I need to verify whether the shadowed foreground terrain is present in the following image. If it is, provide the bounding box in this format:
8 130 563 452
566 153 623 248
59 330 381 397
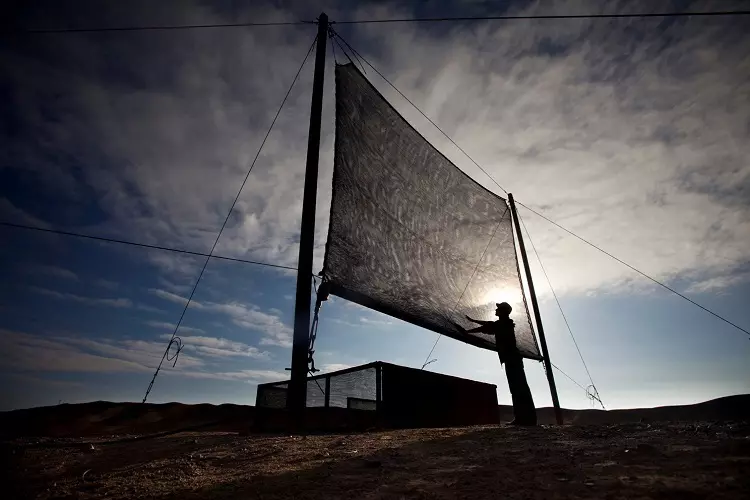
2 395 749 499
5 423 750 499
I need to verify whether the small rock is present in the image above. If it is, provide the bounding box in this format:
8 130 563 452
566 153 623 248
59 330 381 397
594 461 617 467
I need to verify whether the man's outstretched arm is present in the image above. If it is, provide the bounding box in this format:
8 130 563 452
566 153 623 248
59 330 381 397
465 315 493 326
453 322 492 334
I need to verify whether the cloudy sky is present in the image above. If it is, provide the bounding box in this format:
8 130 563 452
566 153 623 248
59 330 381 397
1 0 749 412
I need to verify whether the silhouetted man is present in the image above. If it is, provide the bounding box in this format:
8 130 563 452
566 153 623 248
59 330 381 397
456 302 537 426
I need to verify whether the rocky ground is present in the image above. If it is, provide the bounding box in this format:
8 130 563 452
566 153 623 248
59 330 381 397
5 421 750 499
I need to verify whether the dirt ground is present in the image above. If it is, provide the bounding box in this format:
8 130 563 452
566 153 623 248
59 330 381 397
5 421 749 499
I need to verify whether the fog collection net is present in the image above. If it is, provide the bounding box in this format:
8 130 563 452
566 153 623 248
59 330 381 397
322 63 541 360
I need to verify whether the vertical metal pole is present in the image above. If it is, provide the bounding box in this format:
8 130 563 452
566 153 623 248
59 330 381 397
288 13 328 422
375 363 382 426
508 193 563 425
375 364 382 410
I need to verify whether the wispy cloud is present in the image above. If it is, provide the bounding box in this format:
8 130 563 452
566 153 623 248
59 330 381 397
61 335 205 370
146 320 205 334
26 264 78 281
0 197 50 228
0 329 276 383
685 271 750 294
181 369 286 384
329 313 394 329
148 288 202 308
159 333 270 359
29 287 133 308
157 276 193 294
0 329 157 373
146 291 292 346
204 302 293 347
359 317 393 326
320 363 353 373
146 253 204 283
135 303 167 314
330 318 360 328
344 301 371 312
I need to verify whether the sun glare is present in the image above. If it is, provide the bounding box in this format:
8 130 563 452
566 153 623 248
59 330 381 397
480 286 522 310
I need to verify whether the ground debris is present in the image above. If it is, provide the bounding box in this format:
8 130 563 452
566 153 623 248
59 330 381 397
6 421 750 500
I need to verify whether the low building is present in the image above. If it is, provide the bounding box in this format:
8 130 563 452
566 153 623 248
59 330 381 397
255 361 498 430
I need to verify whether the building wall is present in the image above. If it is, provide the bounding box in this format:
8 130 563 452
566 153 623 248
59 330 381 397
381 363 498 428
256 362 498 430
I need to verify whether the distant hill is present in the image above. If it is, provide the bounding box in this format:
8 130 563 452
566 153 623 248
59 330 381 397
513 394 750 425
0 401 255 439
1 394 748 438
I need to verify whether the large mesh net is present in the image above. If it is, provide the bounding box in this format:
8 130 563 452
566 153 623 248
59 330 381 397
322 63 541 359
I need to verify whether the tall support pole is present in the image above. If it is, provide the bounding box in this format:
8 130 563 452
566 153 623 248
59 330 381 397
508 193 563 425
324 376 331 408
288 13 328 421
375 363 382 414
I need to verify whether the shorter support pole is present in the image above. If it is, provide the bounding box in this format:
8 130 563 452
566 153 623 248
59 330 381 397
508 193 563 425
375 363 382 426
375 364 382 411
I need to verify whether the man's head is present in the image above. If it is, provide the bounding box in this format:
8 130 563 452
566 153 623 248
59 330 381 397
495 302 512 318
